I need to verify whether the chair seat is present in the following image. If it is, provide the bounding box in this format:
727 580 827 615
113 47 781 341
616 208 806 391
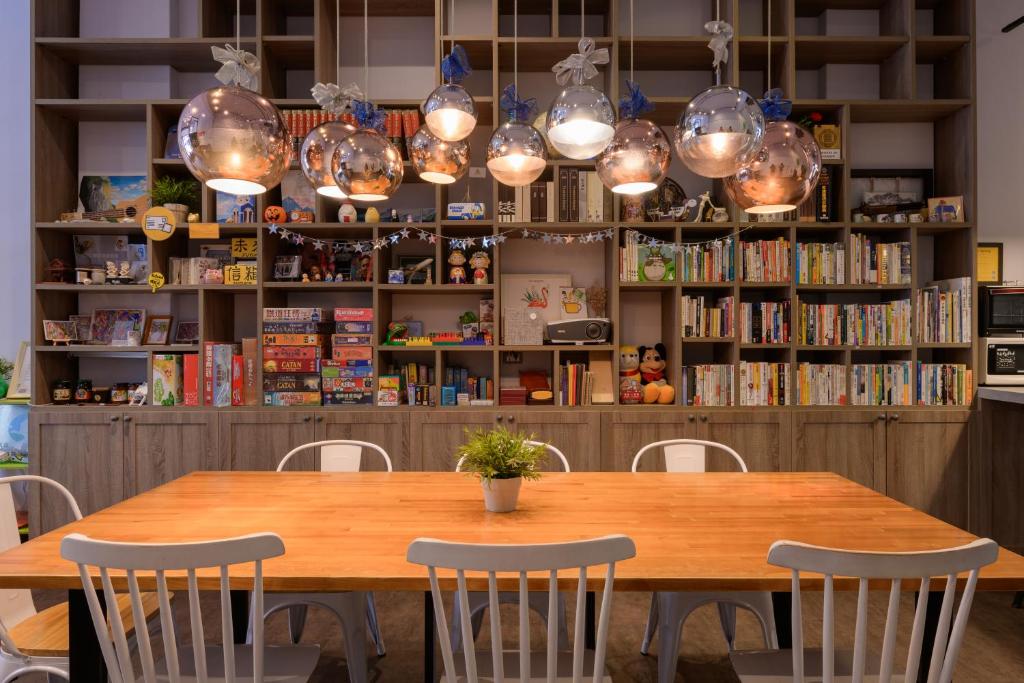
441 649 613 683
730 648 903 682
153 644 320 683
8 591 165 657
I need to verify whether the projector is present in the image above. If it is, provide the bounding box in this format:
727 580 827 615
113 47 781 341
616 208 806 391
546 318 612 344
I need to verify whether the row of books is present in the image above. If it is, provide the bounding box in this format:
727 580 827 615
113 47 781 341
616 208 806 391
681 295 734 338
560 362 595 406
916 277 972 343
440 366 494 406
681 364 733 406
850 236 911 285
797 300 912 346
740 238 791 283
796 241 845 285
739 301 791 344
283 108 419 161
852 362 912 406
168 257 256 286
383 362 436 406
795 363 847 406
620 230 677 282
918 362 972 406
680 237 734 283
739 361 789 406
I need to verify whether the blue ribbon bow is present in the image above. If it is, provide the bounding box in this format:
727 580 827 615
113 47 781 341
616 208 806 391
441 44 472 83
500 84 537 122
759 88 792 122
352 99 387 133
619 81 654 120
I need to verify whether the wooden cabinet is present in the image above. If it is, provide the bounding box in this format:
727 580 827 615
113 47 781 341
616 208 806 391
793 410 887 492
315 411 410 471
218 411 316 471
125 412 219 495
975 398 1024 552
410 411 497 471
698 411 790 472
504 411 602 471
603 411 693 471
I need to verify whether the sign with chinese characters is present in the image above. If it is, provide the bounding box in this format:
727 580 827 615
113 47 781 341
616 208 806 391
223 263 257 286
231 237 258 259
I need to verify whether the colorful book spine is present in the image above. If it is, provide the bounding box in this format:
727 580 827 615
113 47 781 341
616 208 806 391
851 362 912 406
739 301 791 344
681 295 734 338
681 365 734 406
183 354 200 406
797 299 911 346
796 363 847 406
263 307 326 322
740 238 791 283
739 361 789 406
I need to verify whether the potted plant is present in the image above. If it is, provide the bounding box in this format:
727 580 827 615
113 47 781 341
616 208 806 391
456 427 546 512
151 176 201 225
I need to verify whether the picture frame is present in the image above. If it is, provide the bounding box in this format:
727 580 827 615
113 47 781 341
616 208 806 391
398 255 434 284
174 321 200 344
43 320 78 345
69 315 93 342
111 320 143 346
977 243 1003 285
927 195 965 223
90 309 145 345
143 315 174 345
6 342 30 399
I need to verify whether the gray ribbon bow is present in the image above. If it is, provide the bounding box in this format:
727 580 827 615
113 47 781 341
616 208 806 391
705 20 734 70
311 82 365 115
211 44 260 91
551 37 609 86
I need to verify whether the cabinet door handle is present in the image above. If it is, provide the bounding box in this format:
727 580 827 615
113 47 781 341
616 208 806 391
303 416 312 423
890 413 900 421
110 416 120 422
496 415 503 422
877 413 886 421
123 416 132 423
687 414 695 422
315 416 323 423
700 415 708 422
507 415 516 422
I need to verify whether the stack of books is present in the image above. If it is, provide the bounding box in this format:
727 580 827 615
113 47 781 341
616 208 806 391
740 301 790 344
797 299 911 346
739 361 789 406
796 363 847 406
850 236 911 285
680 237 734 282
441 365 494 406
499 387 528 405
620 230 677 282
681 365 733 406
916 362 972 406
324 308 374 405
262 308 328 406
916 277 972 343
740 238 791 282
851 361 912 406
796 241 845 284
681 295 734 338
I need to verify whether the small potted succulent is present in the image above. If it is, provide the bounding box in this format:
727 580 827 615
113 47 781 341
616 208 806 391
151 176 201 225
456 426 546 512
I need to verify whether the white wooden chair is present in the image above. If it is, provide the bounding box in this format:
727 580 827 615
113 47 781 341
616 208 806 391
60 531 320 683
258 440 391 681
407 534 636 682
452 441 572 654
729 537 999 683
631 439 779 683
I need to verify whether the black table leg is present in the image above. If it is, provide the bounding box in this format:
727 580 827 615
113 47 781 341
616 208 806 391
771 592 792 649
424 591 436 683
916 590 948 683
585 591 596 649
69 588 107 682
1013 591 1023 609
231 589 249 644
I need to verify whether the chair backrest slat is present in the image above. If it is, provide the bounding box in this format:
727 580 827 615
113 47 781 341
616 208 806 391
631 439 748 473
155 569 180 683
186 569 207 682
486 572 504 683
408 535 636 683
822 574 834 683
277 439 393 472
768 539 999 683
100 566 136 683
126 569 157 683
220 565 236 683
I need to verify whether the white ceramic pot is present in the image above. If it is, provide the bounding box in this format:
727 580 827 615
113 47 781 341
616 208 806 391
481 477 522 513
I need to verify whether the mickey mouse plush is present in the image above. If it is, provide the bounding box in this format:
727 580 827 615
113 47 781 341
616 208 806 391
638 343 675 404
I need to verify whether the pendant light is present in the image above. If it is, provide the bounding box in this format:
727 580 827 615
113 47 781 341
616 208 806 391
724 1 820 214
544 3 615 160
178 0 290 195
595 0 670 195
486 0 547 187
422 0 477 141
331 0 404 202
300 0 358 199
674 2 765 178
410 126 471 184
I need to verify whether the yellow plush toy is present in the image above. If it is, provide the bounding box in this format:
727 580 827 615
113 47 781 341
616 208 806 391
638 343 675 404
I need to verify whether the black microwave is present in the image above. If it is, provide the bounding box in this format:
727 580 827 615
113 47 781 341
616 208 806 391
980 287 1024 336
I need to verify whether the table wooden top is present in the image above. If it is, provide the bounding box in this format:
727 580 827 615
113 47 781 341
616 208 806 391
1 472 1023 592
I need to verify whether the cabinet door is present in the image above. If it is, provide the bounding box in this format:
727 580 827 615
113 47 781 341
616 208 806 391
125 412 219 495
603 411 696 471
409 411 498 471
30 410 126 533
505 411 603 472
219 411 316 471
697 410 791 472
792 410 886 492
886 410 970 529
315 411 410 471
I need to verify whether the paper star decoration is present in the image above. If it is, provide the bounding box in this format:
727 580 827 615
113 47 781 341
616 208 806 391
268 224 279 234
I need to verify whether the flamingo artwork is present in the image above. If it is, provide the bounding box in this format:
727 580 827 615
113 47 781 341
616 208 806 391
523 286 549 308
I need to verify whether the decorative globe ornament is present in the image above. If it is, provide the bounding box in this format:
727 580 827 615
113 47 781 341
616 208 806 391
178 84 291 195
674 85 765 178
545 39 615 159
486 121 547 187
410 126 471 184
300 120 356 198
595 82 669 195
331 127 404 202
423 47 477 141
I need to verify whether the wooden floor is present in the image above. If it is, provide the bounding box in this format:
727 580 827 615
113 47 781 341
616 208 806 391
31 588 1024 681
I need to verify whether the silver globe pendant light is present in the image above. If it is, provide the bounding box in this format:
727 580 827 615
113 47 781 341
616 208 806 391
423 2 477 143
410 126 471 184
545 3 615 160
674 3 765 178
486 0 547 188
178 0 290 195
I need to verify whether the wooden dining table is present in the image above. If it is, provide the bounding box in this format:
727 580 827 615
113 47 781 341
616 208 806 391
0 471 1022 682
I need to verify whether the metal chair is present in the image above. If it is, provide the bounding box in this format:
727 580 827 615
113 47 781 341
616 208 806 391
408 534 636 682
452 440 572 653
730 538 999 682
631 439 779 683
61 531 319 683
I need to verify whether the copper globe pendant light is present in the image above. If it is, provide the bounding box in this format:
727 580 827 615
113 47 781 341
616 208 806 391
423 0 477 143
486 0 547 187
178 0 290 195
595 0 670 195
331 0 404 202
410 126 471 184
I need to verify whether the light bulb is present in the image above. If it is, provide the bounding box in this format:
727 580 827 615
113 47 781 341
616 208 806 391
423 83 478 141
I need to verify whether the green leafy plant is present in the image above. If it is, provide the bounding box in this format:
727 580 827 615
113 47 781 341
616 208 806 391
151 176 201 214
0 357 13 381
456 426 546 483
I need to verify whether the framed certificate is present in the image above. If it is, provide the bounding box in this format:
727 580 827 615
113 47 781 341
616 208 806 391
977 242 1003 284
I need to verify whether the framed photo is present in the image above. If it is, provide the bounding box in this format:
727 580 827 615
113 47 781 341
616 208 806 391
90 309 145 345
398 255 434 284
111 320 142 346
69 314 93 342
143 315 174 345
977 243 1003 285
927 196 964 223
501 273 572 327
174 321 200 344
6 342 30 399
43 320 77 345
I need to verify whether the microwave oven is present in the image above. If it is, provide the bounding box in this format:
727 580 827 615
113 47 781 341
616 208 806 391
980 286 1024 336
980 337 1024 386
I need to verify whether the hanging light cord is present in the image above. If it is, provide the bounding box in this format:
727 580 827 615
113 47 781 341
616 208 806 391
629 0 634 82
513 0 519 95
363 0 369 98
714 0 721 84
448 0 455 83
235 0 240 50
581 0 585 39
336 0 341 82
767 0 772 91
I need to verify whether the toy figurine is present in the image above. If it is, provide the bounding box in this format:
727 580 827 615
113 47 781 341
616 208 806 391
618 345 643 404
119 261 131 278
310 265 322 281
301 273 310 283
338 201 357 223
448 249 467 284
105 261 118 278
638 343 675 404
364 206 380 224
324 272 334 282
469 251 491 284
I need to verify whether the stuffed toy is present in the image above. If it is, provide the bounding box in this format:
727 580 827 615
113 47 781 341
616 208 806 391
618 345 643 404
638 343 675 404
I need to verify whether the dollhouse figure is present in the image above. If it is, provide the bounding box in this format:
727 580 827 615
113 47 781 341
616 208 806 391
105 261 118 278
324 272 334 282
302 273 310 283
119 261 131 278
448 249 467 284
469 251 491 285
310 265 322 281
